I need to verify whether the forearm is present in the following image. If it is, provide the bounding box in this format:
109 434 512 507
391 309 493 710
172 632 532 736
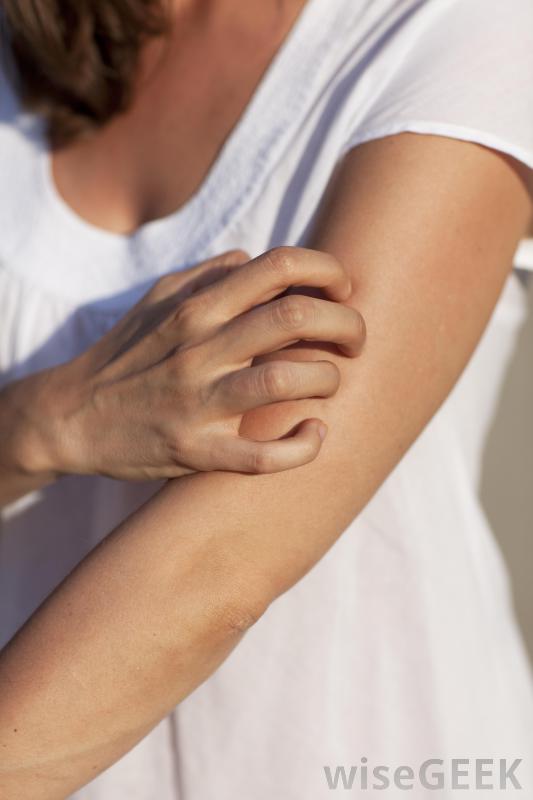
0 241 498 799
0 488 262 800
0 421 354 800
1 133 530 799
0 242 506 800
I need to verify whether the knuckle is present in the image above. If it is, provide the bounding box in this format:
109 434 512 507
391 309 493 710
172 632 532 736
215 249 249 266
259 363 291 399
274 295 312 331
175 344 218 409
173 297 201 339
246 447 274 475
264 246 297 280
172 344 201 384
152 272 182 299
149 318 172 347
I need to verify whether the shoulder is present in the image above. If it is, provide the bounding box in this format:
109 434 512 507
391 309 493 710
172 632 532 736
330 0 533 181
334 0 533 86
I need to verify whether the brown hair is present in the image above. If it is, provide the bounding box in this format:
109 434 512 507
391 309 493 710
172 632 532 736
1 1 169 148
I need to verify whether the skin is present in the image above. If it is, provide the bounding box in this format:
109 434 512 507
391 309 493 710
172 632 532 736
1 1 533 798
0 0 350 508
1 136 531 800
0 247 364 506
50 0 310 233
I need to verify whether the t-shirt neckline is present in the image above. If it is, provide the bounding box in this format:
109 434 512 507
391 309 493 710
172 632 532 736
37 0 337 258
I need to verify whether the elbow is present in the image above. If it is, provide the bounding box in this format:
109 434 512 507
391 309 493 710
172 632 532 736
217 592 271 635
214 569 275 636
181 557 276 648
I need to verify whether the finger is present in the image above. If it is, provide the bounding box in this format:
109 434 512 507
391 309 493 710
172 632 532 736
212 294 366 363
215 360 341 413
97 251 251 375
210 419 328 474
174 250 252 298
194 247 353 324
146 250 250 305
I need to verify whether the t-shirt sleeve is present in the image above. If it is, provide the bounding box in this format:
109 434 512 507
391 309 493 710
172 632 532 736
341 0 533 173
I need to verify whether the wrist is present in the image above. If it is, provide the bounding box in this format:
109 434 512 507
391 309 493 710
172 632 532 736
0 372 65 481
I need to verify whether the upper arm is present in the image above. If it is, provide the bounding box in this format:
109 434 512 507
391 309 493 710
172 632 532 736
1 134 530 799
157 132 533 603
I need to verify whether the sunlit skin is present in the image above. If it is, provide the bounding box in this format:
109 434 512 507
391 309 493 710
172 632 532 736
0 0 348 508
0 246 365 505
0 1 532 798
51 0 309 234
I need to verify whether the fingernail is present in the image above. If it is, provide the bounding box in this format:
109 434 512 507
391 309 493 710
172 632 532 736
318 423 328 441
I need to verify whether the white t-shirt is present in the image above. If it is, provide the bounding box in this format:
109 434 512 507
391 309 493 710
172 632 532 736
1 0 533 797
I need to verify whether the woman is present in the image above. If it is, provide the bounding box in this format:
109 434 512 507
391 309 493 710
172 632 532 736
1 0 533 798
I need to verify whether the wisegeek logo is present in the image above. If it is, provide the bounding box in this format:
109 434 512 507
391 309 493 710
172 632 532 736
323 758 523 791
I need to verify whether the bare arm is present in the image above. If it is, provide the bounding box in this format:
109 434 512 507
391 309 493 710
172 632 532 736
0 250 362 507
1 133 531 799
